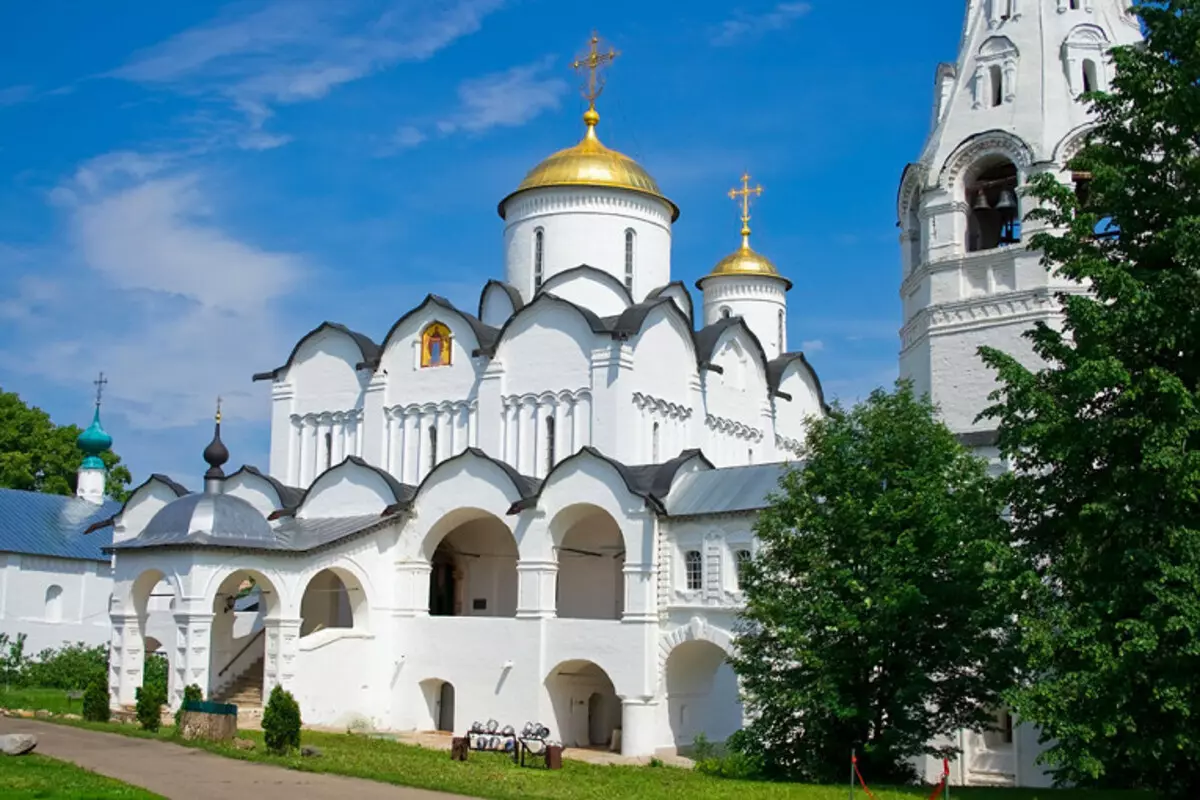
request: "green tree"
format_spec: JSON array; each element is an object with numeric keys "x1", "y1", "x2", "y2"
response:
[
  {"x1": 730, "y1": 383, "x2": 1020, "y2": 783},
  {"x1": 0, "y1": 389, "x2": 132, "y2": 502},
  {"x1": 978, "y1": 3, "x2": 1200, "y2": 795}
]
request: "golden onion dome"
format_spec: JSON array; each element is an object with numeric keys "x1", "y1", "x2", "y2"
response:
[
  {"x1": 699, "y1": 173, "x2": 791, "y2": 289},
  {"x1": 498, "y1": 109, "x2": 679, "y2": 221}
]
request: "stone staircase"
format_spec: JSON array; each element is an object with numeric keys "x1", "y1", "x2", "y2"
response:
[{"x1": 213, "y1": 656, "x2": 264, "y2": 708}]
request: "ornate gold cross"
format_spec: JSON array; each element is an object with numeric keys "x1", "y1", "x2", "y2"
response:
[
  {"x1": 729, "y1": 172, "x2": 764, "y2": 239},
  {"x1": 571, "y1": 31, "x2": 619, "y2": 109}
]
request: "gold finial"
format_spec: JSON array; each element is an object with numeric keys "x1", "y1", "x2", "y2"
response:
[
  {"x1": 571, "y1": 31, "x2": 619, "y2": 132},
  {"x1": 93, "y1": 372, "x2": 107, "y2": 409},
  {"x1": 729, "y1": 172, "x2": 764, "y2": 249},
  {"x1": 215, "y1": 396, "x2": 222, "y2": 424}
]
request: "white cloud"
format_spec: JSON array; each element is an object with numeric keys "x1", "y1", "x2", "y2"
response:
[
  {"x1": 0, "y1": 151, "x2": 306, "y2": 430},
  {"x1": 711, "y1": 2, "x2": 812, "y2": 46},
  {"x1": 391, "y1": 125, "x2": 427, "y2": 149},
  {"x1": 110, "y1": 0, "x2": 506, "y2": 148},
  {"x1": 0, "y1": 85, "x2": 34, "y2": 106},
  {"x1": 801, "y1": 339, "x2": 825, "y2": 353}
]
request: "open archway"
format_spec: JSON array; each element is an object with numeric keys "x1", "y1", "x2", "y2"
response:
[
  {"x1": 551, "y1": 504, "x2": 625, "y2": 620},
  {"x1": 664, "y1": 640, "x2": 742, "y2": 753},
  {"x1": 545, "y1": 660, "x2": 620, "y2": 749},
  {"x1": 965, "y1": 157, "x2": 1021, "y2": 253},
  {"x1": 300, "y1": 567, "x2": 367, "y2": 636},
  {"x1": 118, "y1": 569, "x2": 178, "y2": 706},
  {"x1": 424, "y1": 509, "x2": 519, "y2": 617},
  {"x1": 208, "y1": 570, "x2": 281, "y2": 708}
]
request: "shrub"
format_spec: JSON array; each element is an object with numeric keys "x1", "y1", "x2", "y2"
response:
[
  {"x1": 142, "y1": 653, "x2": 168, "y2": 698},
  {"x1": 175, "y1": 684, "x2": 203, "y2": 731},
  {"x1": 262, "y1": 685, "x2": 301, "y2": 754},
  {"x1": 693, "y1": 731, "x2": 763, "y2": 781},
  {"x1": 135, "y1": 684, "x2": 166, "y2": 732},
  {"x1": 82, "y1": 680, "x2": 110, "y2": 723},
  {"x1": 24, "y1": 642, "x2": 107, "y2": 690}
]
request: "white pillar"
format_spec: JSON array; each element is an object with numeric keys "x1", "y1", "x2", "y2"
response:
[
  {"x1": 109, "y1": 614, "x2": 143, "y2": 708},
  {"x1": 620, "y1": 698, "x2": 660, "y2": 757},
  {"x1": 332, "y1": 415, "x2": 346, "y2": 465},
  {"x1": 553, "y1": 400, "x2": 567, "y2": 468},
  {"x1": 171, "y1": 612, "x2": 215, "y2": 710},
  {"x1": 263, "y1": 617, "x2": 302, "y2": 693},
  {"x1": 395, "y1": 562, "x2": 433, "y2": 617},
  {"x1": 516, "y1": 561, "x2": 558, "y2": 619}
]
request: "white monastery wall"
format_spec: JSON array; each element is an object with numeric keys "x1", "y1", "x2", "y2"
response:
[
  {"x1": 0, "y1": 553, "x2": 112, "y2": 653},
  {"x1": 541, "y1": 271, "x2": 630, "y2": 318},
  {"x1": 629, "y1": 310, "x2": 699, "y2": 462},
  {"x1": 479, "y1": 283, "x2": 519, "y2": 328},
  {"x1": 502, "y1": 187, "x2": 672, "y2": 306},
  {"x1": 701, "y1": 275, "x2": 788, "y2": 361},
  {"x1": 773, "y1": 364, "x2": 822, "y2": 455},
  {"x1": 701, "y1": 329, "x2": 771, "y2": 466},
  {"x1": 112, "y1": 482, "x2": 183, "y2": 546}
]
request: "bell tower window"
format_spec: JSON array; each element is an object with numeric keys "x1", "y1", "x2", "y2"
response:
[
  {"x1": 624, "y1": 229, "x2": 635, "y2": 294},
  {"x1": 967, "y1": 160, "x2": 1021, "y2": 253},
  {"x1": 533, "y1": 228, "x2": 545, "y2": 292}
]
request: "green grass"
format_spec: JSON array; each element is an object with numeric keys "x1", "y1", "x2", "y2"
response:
[
  {"x1": 0, "y1": 752, "x2": 164, "y2": 799},
  {"x1": 0, "y1": 688, "x2": 1156, "y2": 800},
  {"x1": 0, "y1": 686, "x2": 85, "y2": 716}
]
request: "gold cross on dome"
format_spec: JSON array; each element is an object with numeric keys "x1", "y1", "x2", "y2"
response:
[
  {"x1": 729, "y1": 172, "x2": 764, "y2": 239},
  {"x1": 93, "y1": 372, "x2": 107, "y2": 408},
  {"x1": 571, "y1": 31, "x2": 620, "y2": 108}
]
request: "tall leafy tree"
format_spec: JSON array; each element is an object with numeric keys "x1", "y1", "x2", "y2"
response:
[
  {"x1": 979, "y1": 3, "x2": 1200, "y2": 795},
  {"x1": 0, "y1": 389, "x2": 132, "y2": 502},
  {"x1": 731, "y1": 383, "x2": 1019, "y2": 784}
]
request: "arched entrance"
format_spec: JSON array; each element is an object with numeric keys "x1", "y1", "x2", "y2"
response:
[
  {"x1": 424, "y1": 509, "x2": 518, "y2": 617},
  {"x1": 419, "y1": 679, "x2": 456, "y2": 733},
  {"x1": 300, "y1": 568, "x2": 365, "y2": 636},
  {"x1": 664, "y1": 640, "x2": 742, "y2": 753},
  {"x1": 545, "y1": 660, "x2": 620, "y2": 749},
  {"x1": 551, "y1": 504, "x2": 625, "y2": 620},
  {"x1": 122, "y1": 569, "x2": 177, "y2": 706},
  {"x1": 208, "y1": 570, "x2": 280, "y2": 708}
]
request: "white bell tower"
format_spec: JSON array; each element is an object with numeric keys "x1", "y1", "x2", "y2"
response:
[{"x1": 897, "y1": 0, "x2": 1142, "y2": 435}]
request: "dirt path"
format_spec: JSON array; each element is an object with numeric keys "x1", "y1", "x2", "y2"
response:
[{"x1": 0, "y1": 717, "x2": 478, "y2": 800}]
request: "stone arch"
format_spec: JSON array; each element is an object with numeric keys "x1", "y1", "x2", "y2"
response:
[
  {"x1": 422, "y1": 507, "x2": 519, "y2": 618},
  {"x1": 299, "y1": 565, "x2": 370, "y2": 636},
  {"x1": 938, "y1": 131, "x2": 1035, "y2": 197},
  {"x1": 115, "y1": 568, "x2": 180, "y2": 708},
  {"x1": 206, "y1": 568, "x2": 285, "y2": 706},
  {"x1": 662, "y1": 638, "x2": 743, "y2": 753},
  {"x1": 544, "y1": 659, "x2": 621, "y2": 749},
  {"x1": 1053, "y1": 123, "x2": 1097, "y2": 165},
  {"x1": 548, "y1": 503, "x2": 626, "y2": 621},
  {"x1": 419, "y1": 678, "x2": 457, "y2": 733},
  {"x1": 658, "y1": 617, "x2": 735, "y2": 669}
]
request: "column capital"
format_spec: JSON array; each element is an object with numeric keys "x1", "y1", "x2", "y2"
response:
[{"x1": 172, "y1": 611, "x2": 215, "y2": 625}]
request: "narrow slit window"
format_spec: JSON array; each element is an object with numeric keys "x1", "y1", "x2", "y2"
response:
[
  {"x1": 652, "y1": 421, "x2": 661, "y2": 462},
  {"x1": 990, "y1": 65, "x2": 1004, "y2": 107},
  {"x1": 545, "y1": 415, "x2": 556, "y2": 471},
  {"x1": 428, "y1": 425, "x2": 438, "y2": 471},
  {"x1": 324, "y1": 432, "x2": 333, "y2": 470},
  {"x1": 1082, "y1": 60, "x2": 1097, "y2": 94},
  {"x1": 534, "y1": 229, "x2": 545, "y2": 292},
  {"x1": 624, "y1": 229, "x2": 635, "y2": 293},
  {"x1": 685, "y1": 551, "x2": 703, "y2": 591}
]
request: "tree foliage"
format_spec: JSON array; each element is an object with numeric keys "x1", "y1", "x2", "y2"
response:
[
  {"x1": 730, "y1": 383, "x2": 1020, "y2": 784},
  {"x1": 0, "y1": 388, "x2": 132, "y2": 502},
  {"x1": 262, "y1": 685, "x2": 302, "y2": 754},
  {"x1": 978, "y1": 4, "x2": 1200, "y2": 796}
]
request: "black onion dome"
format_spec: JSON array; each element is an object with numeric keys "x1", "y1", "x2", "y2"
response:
[{"x1": 203, "y1": 420, "x2": 230, "y2": 479}]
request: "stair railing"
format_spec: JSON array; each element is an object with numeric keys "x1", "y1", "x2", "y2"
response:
[{"x1": 217, "y1": 628, "x2": 265, "y2": 679}]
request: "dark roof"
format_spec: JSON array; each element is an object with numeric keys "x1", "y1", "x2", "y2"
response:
[
  {"x1": 692, "y1": 316, "x2": 770, "y2": 374},
  {"x1": 509, "y1": 448, "x2": 712, "y2": 515},
  {"x1": 225, "y1": 466, "x2": 304, "y2": 508},
  {"x1": 478, "y1": 280, "x2": 525, "y2": 322},
  {"x1": 609, "y1": 298, "x2": 692, "y2": 341},
  {"x1": 767, "y1": 352, "x2": 831, "y2": 410},
  {"x1": 539, "y1": 266, "x2": 633, "y2": 306},
  {"x1": 404, "y1": 448, "x2": 540, "y2": 515},
  {"x1": 645, "y1": 281, "x2": 694, "y2": 325},
  {"x1": 280, "y1": 456, "x2": 416, "y2": 519},
  {"x1": 665, "y1": 462, "x2": 793, "y2": 517},
  {"x1": 253, "y1": 322, "x2": 379, "y2": 382},
  {"x1": 113, "y1": 492, "x2": 276, "y2": 550},
  {"x1": 477, "y1": 293, "x2": 610, "y2": 357},
  {"x1": 380, "y1": 295, "x2": 499, "y2": 363},
  {"x1": 0, "y1": 489, "x2": 120, "y2": 562}
]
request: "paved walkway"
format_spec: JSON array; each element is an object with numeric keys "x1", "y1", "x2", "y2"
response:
[{"x1": 0, "y1": 717, "x2": 476, "y2": 800}]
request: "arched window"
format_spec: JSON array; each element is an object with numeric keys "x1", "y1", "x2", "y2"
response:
[
  {"x1": 45, "y1": 585, "x2": 63, "y2": 623},
  {"x1": 967, "y1": 159, "x2": 1021, "y2": 253},
  {"x1": 1082, "y1": 59, "x2": 1097, "y2": 93},
  {"x1": 428, "y1": 425, "x2": 438, "y2": 471},
  {"x1": 777, "y1": 310, "x2": 785, "y2": 353},
  {"x1": 624, "y1": 229, "x2": 635, "y2": 293},
  {"x1": 533, "y1": 228, "x2": 545, "y2": 292},
  {"x1": 684, "y1": 551, "x2": 703, "y2": 591},
  {"x1": 652, "y1": 421, "x2": 661, "y2": 462},
  {"x1": 735, "y1": 549, "x2": 752, "y2": 590},
  {"x1": 545, "y1": 415, "x2": 556, "y2": 472},
  {"x1": 990, "y1": 65, "x2": 1003, "y2": 107},
  {"x1": 719, "y1": 306, "x2": 732, "y2": 320}
]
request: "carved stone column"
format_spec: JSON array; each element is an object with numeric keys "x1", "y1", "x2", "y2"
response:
[
  {"x1": 516, "y1": 560, "x2": 558, "y2": 619},
  {"x1": 263, "y1": 617, "x2": 303, "y2": 693},
  {"x1": 172, "y1": 612, "x2": 215, "y2": 710},
  {"x1": 109, "y1": 613, "x2": 143, "y2": 708}
]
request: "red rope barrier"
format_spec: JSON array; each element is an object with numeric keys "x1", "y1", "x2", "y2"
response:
[
  {"x1": 927, "y1": 758, "x2": 950, "y2": 800},
  {"x1": 851, "y1": 753, "x2": 880, "y2": 800}
]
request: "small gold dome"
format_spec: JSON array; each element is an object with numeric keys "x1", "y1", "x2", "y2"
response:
[
  {"x1": 710, "y1": 241, "x2": 781, "y2": 278},
  {"x1": 499, "y1": 111, "x2": 679, "y2": 221}
]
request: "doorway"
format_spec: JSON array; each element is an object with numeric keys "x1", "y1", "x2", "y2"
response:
[{"x1": 438, "y1": 682, "x2": 456, "y2": 733}]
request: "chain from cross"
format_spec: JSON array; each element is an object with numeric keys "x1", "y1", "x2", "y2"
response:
[
  {"x1": 93, "y1": 372, "x2": 107, "y2": 408},
  {"x1": 729, "y1": 173, "x2": 764, "y2": 238},
  {"x1": 571, "y1": 32, "x2": 619, "y2": 108}
]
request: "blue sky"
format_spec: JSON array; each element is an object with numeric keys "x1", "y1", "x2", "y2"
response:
[{"x1": 0, "y1": 0, "x2": 966, "y2": 486}]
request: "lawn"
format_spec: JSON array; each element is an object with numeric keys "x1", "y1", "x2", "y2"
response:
[
  {"x1": 0, "y1": 686, "x2": 86, "y2": 716},
  {"x1": 0, "y1": 688, "x2": 1156, "y2": 800},
  {"x1": 0, "y1": 752, "x2": 164, "y2": 799}
]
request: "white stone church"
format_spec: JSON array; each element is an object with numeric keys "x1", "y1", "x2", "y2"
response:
[{"x1": 0, "y1": 0, "x2": 1142, "y2": 787}]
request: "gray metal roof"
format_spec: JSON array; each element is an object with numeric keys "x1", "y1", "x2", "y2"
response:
[
  {"x1": 120, "y1": 492, "x2": 276, "y2": 549},
  {"x1": 665, "y1": 462, "x2": 795, "y2": 517},
  {"x1": 273, "y1": 513, "x2": 401, "y2": 551},
  {"x1": 0, "y1": 488, "x2": 119, "y2": 562}
]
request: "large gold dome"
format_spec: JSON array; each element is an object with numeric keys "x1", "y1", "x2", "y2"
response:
[{"x1": 499, "y1": 110, "x2": 679, "y2": 221}]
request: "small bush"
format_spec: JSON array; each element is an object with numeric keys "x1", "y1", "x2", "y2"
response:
[
  {"x1": 692, "y1": 731, "x2": 762, "y2": 781},
  {"x1": 262, "y1": 685, "x2": 301, "y2": 754},
  {"x1": 135, "y1": 684, "x2": 166, "y2": 731},
  {"x1": 175, "y1": 684, "x2": 203, "y2": 730},
  {"x1": 81, "y1": 680, "x2": 110, "y2": 723}
]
